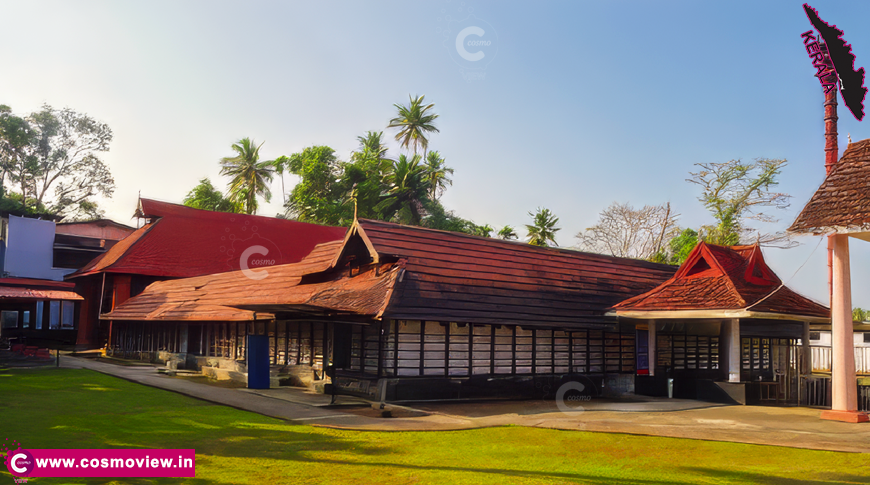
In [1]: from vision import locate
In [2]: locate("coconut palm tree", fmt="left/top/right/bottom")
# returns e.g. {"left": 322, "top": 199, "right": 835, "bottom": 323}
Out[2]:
{"left": 525, "top": 207, "right": 561, "bottom": 247}
{"left": 271, "top": 155, "right": 290, "bottom": 205}
{"left": 497, "top": 225, "right": 518, "bottom": 240}
{"left": 219, "top": 138, "right": 275, "bottom": 215}
{"left": 387, "top": 95, "right": 439, "bottom": 155}
{"left": 423, "top": 151, "right": 453, "bottom": 199}
{"left": 376, "top": 154, "right": 429, "bottom": 225}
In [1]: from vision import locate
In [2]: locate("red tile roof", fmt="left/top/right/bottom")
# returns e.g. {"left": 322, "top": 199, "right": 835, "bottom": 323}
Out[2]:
{"left": 790, "top": 139, "right": 870, "bottom": 234}
{"left": 69, "top": 198, "right": 346, "bottom": 278}
{"left": 102, "top": 219, "right": 677, "bottom": 327}
{"left": 0, "top": 278, "right": 82, "bottom": 300}
{"left": 351, "top": 219, "right": 677, "bottom": 327}
{"left": 100, "top": 241, "right": 397, "bottom": 321}
{"left": 611, "top": 242, "right": 829, "bottom": 320}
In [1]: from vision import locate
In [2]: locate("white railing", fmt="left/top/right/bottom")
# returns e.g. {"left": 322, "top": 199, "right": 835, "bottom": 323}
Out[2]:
{"left": 811, "top": 346, "right": 870, "bottom": 374}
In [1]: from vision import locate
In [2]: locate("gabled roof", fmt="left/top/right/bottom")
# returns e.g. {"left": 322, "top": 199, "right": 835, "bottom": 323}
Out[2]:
{"left": 346, "top": 219, "right": 677, "bottom": 327}
{"left": 69, "top": 198, "right": 346, "bottom": 279}
{"left": 101, "top": 240, "right": 399, "bottom": 321}
{"left": 611, "top": 242, "right": 829, "bottom": 321}
{"left": 790, "top": 139, "right": 870, "bottom": 236}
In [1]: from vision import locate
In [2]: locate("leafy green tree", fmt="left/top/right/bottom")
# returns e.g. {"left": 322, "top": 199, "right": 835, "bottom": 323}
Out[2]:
{"left": 220, "top": 138, "right": 275, "bottom": 215}
{"left": 650, "top": 228, "right": 699, "bottom": 265}
{"left": 853, "top": 308, "right": 868, "bottom": 323}
{"left": 423, "top": 151, "right": 453, "bottom": 199}
{"left": 346, "top": 132, "right": 393, "bottom": 220}
{"left": 183, "top": 178, "right": 243, "bottom": 213}
{"left": 472, "top": 224, "right": 494, "bottom": 237}
{"left": 498, "top": 225, "right": 518, "bottom": 240}
{"left": 0, "top": 105, "right": 115, "bottom": 218}
{"left": 387, "top": 95, "right": 439, "bottom": 155}
{"left": 688, "top": 158, "right": 791, "bottom": 246}
{"left": 376, "top": 154, "right": 429, "bottom": 225}
{"left": 0, "top": 105, "right": 35, "bottom": 201}
{"left": 284, "top": 146, "right": 346, "bottom": 225}
{"left": 526, "top": 208, "right": 561, "bottom": 247}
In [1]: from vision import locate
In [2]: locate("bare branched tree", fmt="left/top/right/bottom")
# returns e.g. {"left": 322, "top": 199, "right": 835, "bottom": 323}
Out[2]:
{"left": 576, "top": 202, "right": 680, "bottom": 260}
{"left": 687, "top": 158, "right": 795, "bottom": 248}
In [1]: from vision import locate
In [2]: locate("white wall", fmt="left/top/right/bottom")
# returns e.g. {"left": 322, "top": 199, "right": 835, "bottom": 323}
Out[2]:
{"left": 3, "top": 215, "right": 74, "bottom": 281}
{"left": 810, "top": 331, "right": 870, "bottom": 348}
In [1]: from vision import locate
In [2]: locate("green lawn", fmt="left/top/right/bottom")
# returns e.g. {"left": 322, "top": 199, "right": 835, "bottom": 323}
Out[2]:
{"left": 0, "top": 368, "right": 868, "bottom": 485}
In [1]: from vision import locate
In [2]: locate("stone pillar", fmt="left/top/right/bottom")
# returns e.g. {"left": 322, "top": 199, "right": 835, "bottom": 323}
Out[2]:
{"left": 822, "top": 234, "right": 868, "bottom": 422}
{"left": 648, "top": 321, "right": 656, "bottom": 377}
{"left": 720, "top": 319, "right": 741, "bottom": 382}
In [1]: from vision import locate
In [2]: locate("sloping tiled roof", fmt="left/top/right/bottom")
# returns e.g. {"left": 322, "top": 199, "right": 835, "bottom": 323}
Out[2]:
{"left": 100, "top": 241, "right": 397, "bottom": 321}
{"left": 790, "top": 139, "right": 870, "bottom": 234}
{"left": 352, "top": 219, "right": 677, "bottom": 327}
{"left": 611, "top": 242, "right": 829, "bottom": 320}
{"left": 103, "top": 219, "right": 677, "bottom": 327}
{"left": 70, "top": 198, "right": 346, "bottom": 278}
{"left": 0, "top": 278, "right": 82, "bottom": 301}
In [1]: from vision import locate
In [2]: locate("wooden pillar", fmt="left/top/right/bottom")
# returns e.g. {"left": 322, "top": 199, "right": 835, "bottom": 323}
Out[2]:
{"left": 720, "top": 319, "right": 741, "bottom": 382}
{"left": 822, "top": 234, "right": 868, "bottom": 422}
{"left": 802, "top": 322, "right": 812, "bottom": 375}
{"left": 648, "top": 320, "right": 656, "bottom": 377}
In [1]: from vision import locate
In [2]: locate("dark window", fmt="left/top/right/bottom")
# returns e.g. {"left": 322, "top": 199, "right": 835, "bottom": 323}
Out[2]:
{"left": 35, "top": 302, "right": 43, "bottom": 330}
{"left": 810, "top": 331, "right": 821, "bottom": 341}
{"left": 22, "top": 311, "right": 30, "bottom": 329}
{"left": 49, "top": 301, "right": 61, "bottom": 329}
{"left": 61, "top": 301, "right": 75, "bottom": 329}
{"left": 864, "top": 333, "right": 870, "bottom": 343}
{"left": 1, "top": 311, "right": 18, "bottom": 329}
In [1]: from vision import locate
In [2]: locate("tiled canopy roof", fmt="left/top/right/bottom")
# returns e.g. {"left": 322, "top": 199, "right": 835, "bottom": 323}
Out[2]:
{"left": 790, "top": 139, "right": 870, "bottom": 235}
{"left": 0, "top": 278, "right": 83, "bottom": 301}
{"left": 611, "top": 242, "right": 829, "bottom": 321}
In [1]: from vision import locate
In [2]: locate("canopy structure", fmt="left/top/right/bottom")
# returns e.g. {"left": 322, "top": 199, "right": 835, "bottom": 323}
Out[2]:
{"left": 0, "top": 278, "right": 82, "bottom": 301}
{"left": 790, "top": 139, "right": 870, "bottom": 239}
{"left": 789, "top": 138, "right": 870, "bottom": 422}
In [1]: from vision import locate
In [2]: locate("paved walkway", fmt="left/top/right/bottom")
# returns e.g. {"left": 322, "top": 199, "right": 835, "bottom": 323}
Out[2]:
{"left": 60, "top": 356, "right": 870, "bottom": 453}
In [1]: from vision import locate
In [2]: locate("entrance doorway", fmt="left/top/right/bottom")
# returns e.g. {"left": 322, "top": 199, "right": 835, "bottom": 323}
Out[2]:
{"left": 741, "top": 337, "right": 800, "bottom": 404}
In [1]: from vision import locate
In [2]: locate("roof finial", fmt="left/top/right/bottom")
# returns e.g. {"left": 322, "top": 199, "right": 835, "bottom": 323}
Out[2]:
{"left": 848, "top": 133, "right": 852, "bottom": 144}
{"left": 351, "top": 184, "right": 358, "bottom": 221}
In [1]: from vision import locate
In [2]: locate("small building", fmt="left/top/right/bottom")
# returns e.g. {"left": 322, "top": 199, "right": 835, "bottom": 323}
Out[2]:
{"left": 610, "top": 242, "right": 830, "bottom": 405}
{"left": 0, "top": 214, "right": 131, "bottom": 348}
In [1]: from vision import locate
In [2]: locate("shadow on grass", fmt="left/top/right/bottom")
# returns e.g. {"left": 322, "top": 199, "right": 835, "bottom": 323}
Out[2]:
{"left": 683, "top": 467, "right": 870, "bottom": 485}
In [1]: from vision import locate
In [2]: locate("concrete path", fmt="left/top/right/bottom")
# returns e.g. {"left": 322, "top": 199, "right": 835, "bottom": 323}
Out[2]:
{"left": 60, "top": 356, "right": 870, "bottom": 453}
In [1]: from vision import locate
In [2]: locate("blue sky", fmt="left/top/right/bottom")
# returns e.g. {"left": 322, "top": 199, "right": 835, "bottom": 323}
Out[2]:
{"left": 2, "top": 0, "right": 869, "bottom": 307}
